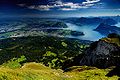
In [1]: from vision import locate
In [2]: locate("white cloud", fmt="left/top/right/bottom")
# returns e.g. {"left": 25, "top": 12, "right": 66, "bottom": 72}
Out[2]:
{"left": 18, "top": 0, "right": 101, "bottom": 11}
{"left": 82, "top": 0, "right": 100, "bottom": 8}
{"left": 59, "top": 8, "right": 76, "bottom": 11}
{"left": 82, "top": 0, "right": 100, "bottom": 4}
{"left": 35, "top": 5, "right": 53, "bottom": 11}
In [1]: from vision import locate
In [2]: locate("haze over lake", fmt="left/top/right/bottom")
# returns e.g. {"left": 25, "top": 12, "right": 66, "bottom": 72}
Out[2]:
{"left": 65, "top": 23, "right": 104, "bottom": 41}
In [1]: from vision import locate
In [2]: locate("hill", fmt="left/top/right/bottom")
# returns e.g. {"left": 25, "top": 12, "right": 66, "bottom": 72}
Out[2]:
{"left": 0, "top": 36, "right": 91, "bottom": 69}
{"left": 94, "top": 23, "right": 120, "bottom": 36}
{"left": 0, "top": 62, "right": 118, "bottom": 80}
{"left": 0, "top": 34, "right": 120, "bottom": 80}
{"left": 63, "top": 17, "right": 118, "bottom": 26}
{"left": 76, "top": 33, "right": 120, "bottom": 68}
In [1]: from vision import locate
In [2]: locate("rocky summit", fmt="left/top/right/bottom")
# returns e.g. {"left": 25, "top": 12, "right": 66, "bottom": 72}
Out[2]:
{"left": 79, "top": 33, "right": 120, "bottom": 68}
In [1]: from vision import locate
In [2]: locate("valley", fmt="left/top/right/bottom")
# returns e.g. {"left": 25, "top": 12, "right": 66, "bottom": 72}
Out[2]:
{"left": 0, "top": 16, "right": 120, "bottom": 41}
{"left": 0, "top": 16, "right": 120, "bottom": 80}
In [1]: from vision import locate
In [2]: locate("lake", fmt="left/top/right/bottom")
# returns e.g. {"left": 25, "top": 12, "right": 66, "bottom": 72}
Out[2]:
{"left": 65, "top": 23, "right": 105, "bottom": 41}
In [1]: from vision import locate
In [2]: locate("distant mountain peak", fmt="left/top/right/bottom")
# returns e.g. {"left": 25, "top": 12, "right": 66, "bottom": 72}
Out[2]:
{"left": 94, "top": 23, "right": 120, "bottom": 36}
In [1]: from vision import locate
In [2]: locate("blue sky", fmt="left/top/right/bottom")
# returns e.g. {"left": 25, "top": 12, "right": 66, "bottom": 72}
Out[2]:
{"left": 0, "top": 0, "right": 120, "bottom": 17}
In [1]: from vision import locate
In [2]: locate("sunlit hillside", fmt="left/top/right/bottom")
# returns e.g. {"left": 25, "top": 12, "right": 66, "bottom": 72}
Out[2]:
{"left": 0, "top": 62, "right": 119, "bottom": 80}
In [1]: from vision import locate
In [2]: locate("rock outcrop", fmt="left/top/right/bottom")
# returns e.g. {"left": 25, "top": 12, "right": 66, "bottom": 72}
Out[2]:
{"left": 79, "top": 33, "right": 120, "bottom": 68}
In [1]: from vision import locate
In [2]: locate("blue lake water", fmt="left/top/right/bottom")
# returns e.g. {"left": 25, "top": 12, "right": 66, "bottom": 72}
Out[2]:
{"left": 65, "top": 23, "right": 105, "bottom": 41}
{"left": 115, "top": 23, "right": 120, "bottom": 27}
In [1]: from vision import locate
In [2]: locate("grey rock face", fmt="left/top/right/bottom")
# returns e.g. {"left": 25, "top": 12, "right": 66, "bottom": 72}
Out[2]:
{"left": 80, "top": 40, "right": 120, "bottom": 68}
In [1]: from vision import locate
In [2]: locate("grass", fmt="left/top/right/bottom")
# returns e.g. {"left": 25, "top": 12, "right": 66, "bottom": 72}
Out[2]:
{"left": 2, "top": 56, "right": 26, "bottom": 69}
{"left": 101, "top": 38, "right": 120, "bottom": 46}
{"left": 65, "top": 66, "right": 119, "bottom": 80}
{"left": 0, "top": 62, "right": 67, "bottom": 80}
{"left": 0, "top": 36, "right": 88, "bottom": 69}
{"left": 0, "top": 62, "right": 119, "bottom": 80}
{"left": 0, "top": 36, "right": 119, "bottom": 80}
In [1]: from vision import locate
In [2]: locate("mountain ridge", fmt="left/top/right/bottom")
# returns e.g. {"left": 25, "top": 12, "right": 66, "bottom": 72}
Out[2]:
{"left": 94, "top": 23, "right": 120, "bottom": 36}
{"left": 76, "top": 33, "right": 120, "bottom": 68}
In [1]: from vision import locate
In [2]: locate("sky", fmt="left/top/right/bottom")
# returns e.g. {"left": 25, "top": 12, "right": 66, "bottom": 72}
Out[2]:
{"left": 0, "top": 0, "right": 120, "bottom": 18}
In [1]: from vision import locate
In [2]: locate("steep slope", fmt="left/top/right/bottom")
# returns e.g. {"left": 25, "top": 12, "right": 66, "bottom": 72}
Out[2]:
{"left": 0, "top": 62, "right": 118, "bottom": 80}
{"left": 78, "top": 33, "right": 120, "bottom": 68}
{"left": 0, "top": 36, "right": 91, "bottom": 69}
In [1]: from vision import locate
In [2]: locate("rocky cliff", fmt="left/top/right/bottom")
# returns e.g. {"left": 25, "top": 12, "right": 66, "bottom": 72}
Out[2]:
{"left": 79, "top": 33, "right": 120, "bottom": 68}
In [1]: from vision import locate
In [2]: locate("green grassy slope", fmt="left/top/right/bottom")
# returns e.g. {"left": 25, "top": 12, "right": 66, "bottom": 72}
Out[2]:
{"left": 0, "top": 36, "right": 90, "bottom": 69}
{"left": 0, "top": 35, "right": 119, "bottom": 80}
{"left": 0, "top": 62, "right": 119, "bottom": 80}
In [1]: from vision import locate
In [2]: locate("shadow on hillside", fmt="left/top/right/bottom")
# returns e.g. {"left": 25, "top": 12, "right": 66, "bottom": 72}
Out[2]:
{"left": 106, "top": 66, "right": 120, "bottom": 78}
